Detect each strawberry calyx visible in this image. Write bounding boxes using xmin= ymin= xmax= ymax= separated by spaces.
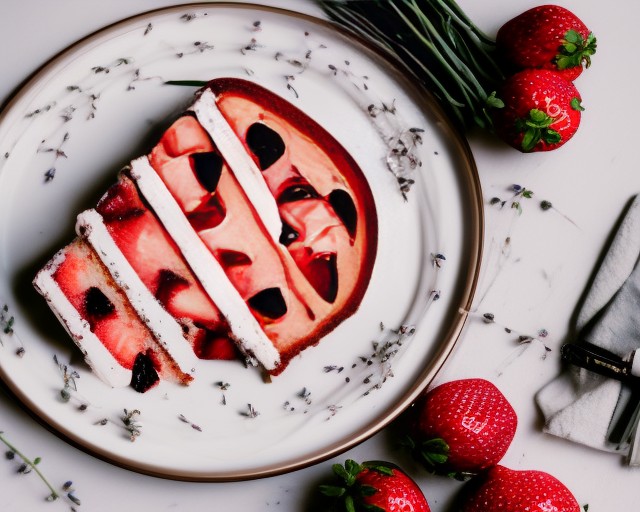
xmin=403 ymin=435 xmax=476 ymax=480
xmin=555 ymin=30 xmax=597 ymax=71
xmin=516 ymin=109 xmax=561 ymax=152
xmin=319 ymin=460 xmax=394 ymax=512
xmin=402 ymin=435 xmax=449 ymax=470
xmin=571 ymin=97 xmax=585 ymax=112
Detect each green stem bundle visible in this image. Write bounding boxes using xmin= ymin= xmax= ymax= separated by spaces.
xmin=0 ymin=432 xmax=59 ymax=501
xmin=318 ymin=0 xmax=504 ymax=131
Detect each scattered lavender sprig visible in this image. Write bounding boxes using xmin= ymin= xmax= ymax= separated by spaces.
xmin=1 ymin=304 xmax=15 ymax=335
xmin=178 ymin=414 xmax=202 ymax=432
xmin=490 ymin=184 xmax=534 ymax=214
xmin=122 ymin=409 xmax=142 ymax=441
xmin=54 ymin=355 xmax=79 ymax=403
xmin=540 ymin=199 xmax=580 ymax=227
xmin=240 ymin=404 xmax=260 ymax=418
xmin=0 ymin=432 xmax=59 ymax=501
xmin=481 ymin=311 xmax=551 ymax=354
xmin=62 ymin=481 xmax=81 ymax=507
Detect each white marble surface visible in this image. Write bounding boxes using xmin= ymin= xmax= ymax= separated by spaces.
xmin=1 ymin=0 xmax=638 ymax=510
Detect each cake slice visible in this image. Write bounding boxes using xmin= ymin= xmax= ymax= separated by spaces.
xmin=33 ymin=240 xmax=194 ymax=392
xmin=34 ymin=77 xmax=378 ymax=391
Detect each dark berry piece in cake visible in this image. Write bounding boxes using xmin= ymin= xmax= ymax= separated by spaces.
xmin=130 ymin=351 xmax=160 ymax=393
xmin=248 ymin=287 xmax=288 ymax=320
xmin=328 ymin=189 xmax=358 ymax=239
xmin=190 ymin=151 xmax=224 ymax=192
xmin=246 ymin=122 xmax=286 ymax=170
xmin=84 ymin=286 xmax=116 ymax=322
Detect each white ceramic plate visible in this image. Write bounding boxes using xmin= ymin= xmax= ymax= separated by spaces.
xmin=0 ymin=3 xmax=482 ymax=480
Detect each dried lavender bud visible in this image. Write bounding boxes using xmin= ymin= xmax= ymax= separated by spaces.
xmin=68 ymin=493 xmax=81 ymax=506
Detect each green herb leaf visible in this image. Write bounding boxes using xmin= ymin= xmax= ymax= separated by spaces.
xmin=319 ymin=484 xmax=346 ymax=497
xmin=486 ymin=91 xmax=504 ymax=109
xmin=521 ymin=128 xmax=541 ymax=152
xmin=571 ymin=97 xmax=585 ymax=111
xmin=359 ymin=484 xmax=378 ymax=496
xmin=542 ymin=129 xmax=562 ymax=145
xmin=333 ymin=463 xmax=351 ymax=481
xmin=345 ymin=495 xmax=356 ymax=512
xmin=364 ymin=462 xmax=394 ymax=476
xmin=564 ymin=29 xmax=581 ymax=45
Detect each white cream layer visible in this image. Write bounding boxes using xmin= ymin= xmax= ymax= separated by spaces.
xmin=192 ymin=89 xmax=283 ymax=244
xmin=32 ymin=252 xmax=133 ymax=388
xmin=129 ymin=156 xmax=281 ymax=371
xmin=76 ymin=209 xmax=197 ymax=376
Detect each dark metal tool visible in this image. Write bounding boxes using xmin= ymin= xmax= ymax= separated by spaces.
xmin=561 ymin=342 xmax=640 ymax=458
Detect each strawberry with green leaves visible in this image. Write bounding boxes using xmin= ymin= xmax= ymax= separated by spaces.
xmin=492 ymin=69 xmax=584 ymax=152
xmin=496 ymin=4 xmax=596 ymax=81
xmin=405 ymin=378 xmax=517 ymax=477
xmin=460 ymin=465 xmax=581 ymax=512
xmin=319 ymin=459 xmax=431 ymax=512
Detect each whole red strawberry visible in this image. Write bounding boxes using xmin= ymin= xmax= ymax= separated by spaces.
xmin=319 ymin=459 xmax=431 ymax=512
xmin=406 ymin=378 xmax=517 ymax=477
xmin=460 ymin=465 xmax=581 ymax=512
xmin=496 ymin=4 xmax=596 ymax=81
xmin=492 ymin=69 xmax=583 ymax=152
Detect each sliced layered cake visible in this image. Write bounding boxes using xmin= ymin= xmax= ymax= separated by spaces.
xmin=34 ymin=78 xmax=378 ymax=392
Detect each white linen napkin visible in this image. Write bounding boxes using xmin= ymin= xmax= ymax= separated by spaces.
xmin=536 ymin=194 xmax=640 ymax=464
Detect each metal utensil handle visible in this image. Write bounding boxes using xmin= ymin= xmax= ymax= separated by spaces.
xmin=560 ymin=343 xmax=632 ymax=382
